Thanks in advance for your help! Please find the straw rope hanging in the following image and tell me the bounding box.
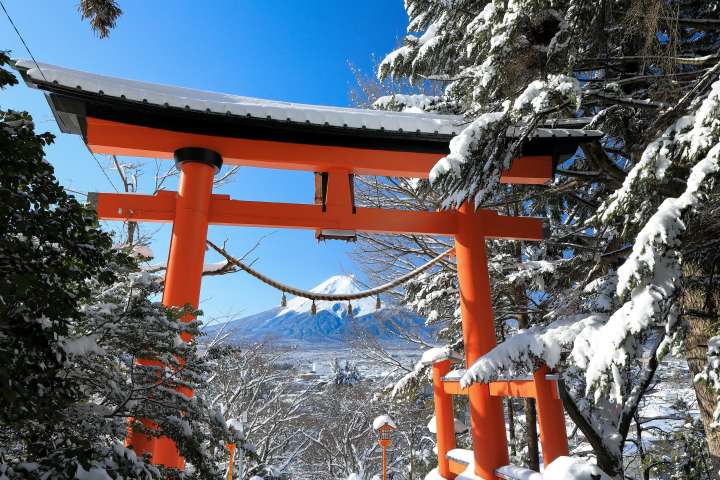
[207,240,454,315]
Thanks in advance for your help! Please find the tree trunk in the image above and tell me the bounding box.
[513,284,540,470]
[127,220,136,245]
[512,238,540,471]
[524,399,540,471]
[507,397,517,459]
[683,262,720,477]
[558,381,624,478]
[685,311,720,475]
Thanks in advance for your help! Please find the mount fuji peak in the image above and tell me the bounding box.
[278,275,377,318]
[206,275,431,346]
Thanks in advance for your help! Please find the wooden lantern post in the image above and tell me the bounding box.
[374,416,397,480]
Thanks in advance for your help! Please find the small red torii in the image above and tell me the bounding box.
[18,60,600,478]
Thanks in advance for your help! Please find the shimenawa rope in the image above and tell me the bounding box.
[207,240,453,312]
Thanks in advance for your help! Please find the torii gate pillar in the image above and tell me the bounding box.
[455,202,509,479]
[128,148,222,469]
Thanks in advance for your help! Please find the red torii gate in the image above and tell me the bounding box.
[18,60,597,479]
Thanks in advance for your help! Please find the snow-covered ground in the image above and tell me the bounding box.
[272,345,423,379]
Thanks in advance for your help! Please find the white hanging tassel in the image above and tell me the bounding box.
[311,300,317,315]
[281,291,287,307]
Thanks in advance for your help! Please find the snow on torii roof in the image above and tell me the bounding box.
[15,60,461,135]
[14,60,462,154]
[13,60,603,160]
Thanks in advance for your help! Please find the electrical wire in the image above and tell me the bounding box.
[88,149,119,192]
[0,1,120,193]
[65,187,88,197]
[0,0,46,81]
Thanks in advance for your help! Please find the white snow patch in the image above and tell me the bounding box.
[60,335,105,357]
[276,275,378,318]
[427,415,468,434]
[373,94,441,113]
[542,456,608,479]
[496,465,542,479]
[203,260,229,273]
[462,315,606,388]
[132,245,154,259]
[373,414,396,431]
[17,60,462,136]
[426,456,606,479]
[430,112,506,182]
[419,346,462,366]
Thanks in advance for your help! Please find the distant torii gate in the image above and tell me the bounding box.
[17,60,596,478]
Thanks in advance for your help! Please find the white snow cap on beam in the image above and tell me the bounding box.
[372,414,397,430]
[425,456,608,480]
[419,346,463,366]
[15,59,463,136]
[495,465,542,480]
[427,415,468,434]
[203,260,229,273]
[541,456,607,479]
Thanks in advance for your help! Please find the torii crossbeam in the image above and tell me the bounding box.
[17,59,602,479]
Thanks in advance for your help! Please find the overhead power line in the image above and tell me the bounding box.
[0,0,46,81]
[0,1,119,193]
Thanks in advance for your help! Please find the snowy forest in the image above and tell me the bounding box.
[2,1,720,479]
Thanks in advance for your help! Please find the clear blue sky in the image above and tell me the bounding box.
[0,1,409,320]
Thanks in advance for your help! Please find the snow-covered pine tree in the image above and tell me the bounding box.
[0,53,236,479]
[333,359,363,386]
[375,1,720,477]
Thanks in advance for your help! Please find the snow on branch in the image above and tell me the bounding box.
[582,81,720,402]
[389,346,460,398]
[429,111,506,183]
[429,73,581,208]
[372,93,442,113]
[461,314,606,388]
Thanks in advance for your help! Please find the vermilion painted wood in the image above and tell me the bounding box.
[226,443,236,480]
[93,190,176,223]
[488,380,537,399]
[84,118,554,183]
[377,425,395,480]
[382,445,388,480]
[87,112,551,472]
[78,99,561,474]
[533,366,570,467]
[125,359,164,459]
[211,200,460,234]
[85,117,444,178]
[448,458,467,476]
[153,162,215,469]
[324,169,354,215]
[163,162,215,340]
[432,360,458,479]
[442,379,469,396]
[455,203,510,480]
[473,209,544,241]
[92,192,544,239]
[500,155,554,185]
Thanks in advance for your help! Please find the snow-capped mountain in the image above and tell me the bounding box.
[206,275,431,346]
